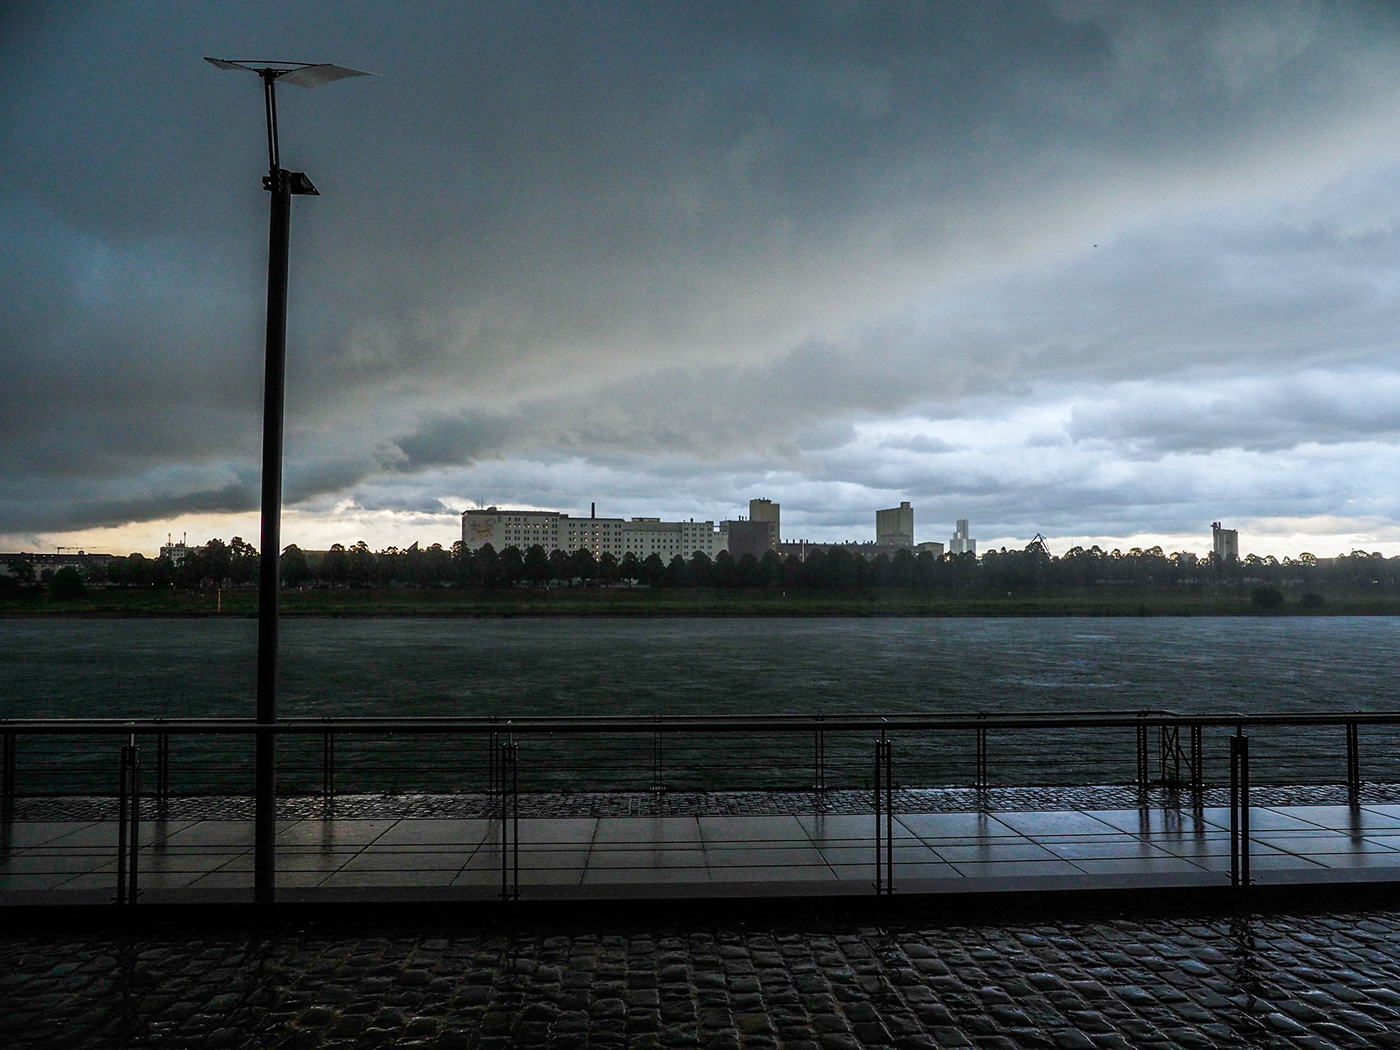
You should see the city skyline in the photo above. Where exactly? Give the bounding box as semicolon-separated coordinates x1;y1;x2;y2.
7;5;1400;561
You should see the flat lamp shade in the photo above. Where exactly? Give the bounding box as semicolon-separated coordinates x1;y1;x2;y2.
277;64;374;88
204;58;374;88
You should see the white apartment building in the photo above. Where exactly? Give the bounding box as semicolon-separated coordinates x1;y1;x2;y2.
462;508;725;560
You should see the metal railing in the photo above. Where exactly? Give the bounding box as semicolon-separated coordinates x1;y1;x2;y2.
3;709;1398;902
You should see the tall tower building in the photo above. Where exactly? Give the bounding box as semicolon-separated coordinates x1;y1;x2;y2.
1211;522;1239;561
876;502;914;547
749;498;780;550
949;519;976;556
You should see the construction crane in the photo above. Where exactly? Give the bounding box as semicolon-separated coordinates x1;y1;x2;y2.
1027;534;1052;560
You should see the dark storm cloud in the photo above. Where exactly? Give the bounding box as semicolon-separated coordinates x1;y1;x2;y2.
5;2;1400;540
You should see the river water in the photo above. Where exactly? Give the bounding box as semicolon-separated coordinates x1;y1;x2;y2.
5;616;1399;791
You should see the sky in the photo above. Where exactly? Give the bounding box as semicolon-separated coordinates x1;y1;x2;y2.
6;2;1400;560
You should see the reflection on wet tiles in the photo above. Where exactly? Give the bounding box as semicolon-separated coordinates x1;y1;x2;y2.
895;812;1020;839
698;816;808;843
583;866;711;884
594;817;702;845
933;843;1062;864
1080;808;1210;836
1276;805;1400;830
372;819;492;846
1068;857;1207;876
1041;839;1179;862
704;846;826;869
587;845;706;869
1195;808;1322;832
991;811;1122;836
710;864;834;883
276;818;397;846
946;860;1084;878
10;798;1400;898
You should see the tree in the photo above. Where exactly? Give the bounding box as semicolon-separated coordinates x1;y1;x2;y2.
619;551;643;582
281;545;310;587
1251;585;1284;610
640;552;666;587
49;566;85;600
686;551;713;587
228;536;258;585
568;547;597;582
348;541;375;587
597;551;619;583
663;554;687;587
524;545;550;586
323;544;349;586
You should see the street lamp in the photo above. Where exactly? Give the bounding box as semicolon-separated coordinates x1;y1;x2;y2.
206;57;372;904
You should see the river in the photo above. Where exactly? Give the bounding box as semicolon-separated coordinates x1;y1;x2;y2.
5;616;1398;790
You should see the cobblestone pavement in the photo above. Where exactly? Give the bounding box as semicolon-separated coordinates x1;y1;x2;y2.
5;907;1400;1048
10;781;1400;822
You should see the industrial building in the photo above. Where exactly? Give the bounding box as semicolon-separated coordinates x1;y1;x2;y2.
876;502;914;548
1212;522;1239;561
748;498;780;548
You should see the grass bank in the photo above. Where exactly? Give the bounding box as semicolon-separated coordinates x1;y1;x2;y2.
3;587;1398;618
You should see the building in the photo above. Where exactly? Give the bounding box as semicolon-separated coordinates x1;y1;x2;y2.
0;550;115;578
160;534;204;567
748;499;780;550
719;519;772;559
916;541;945;557
876;502;914;548
949;519;976;556
1212;522;1239;562
461;507;725;560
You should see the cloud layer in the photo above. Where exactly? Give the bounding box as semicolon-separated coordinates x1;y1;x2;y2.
5;3;1400;556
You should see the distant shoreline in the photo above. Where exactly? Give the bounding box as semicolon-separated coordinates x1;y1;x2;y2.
3;587;1397;619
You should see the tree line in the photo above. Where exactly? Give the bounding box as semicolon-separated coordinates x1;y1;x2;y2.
13;537;1400;597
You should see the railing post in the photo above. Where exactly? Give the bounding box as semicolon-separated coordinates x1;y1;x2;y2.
500;739;519;901
813;720;826;794
322;730;335;802
1136;716;1149;788
874;735;893;896
1229;732;1250;890
488;729;499;797
1;728;14;800
651;720;664;795
1159;724;1182;788
1346;722;1360;802
156;729;170;802
115;735;140;905
974;716;988;790
1190;724;1203;792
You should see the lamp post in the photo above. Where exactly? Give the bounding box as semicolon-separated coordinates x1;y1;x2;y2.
207;58;371;903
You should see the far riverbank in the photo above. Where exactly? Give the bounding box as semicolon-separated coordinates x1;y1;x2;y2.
3;587;1398;618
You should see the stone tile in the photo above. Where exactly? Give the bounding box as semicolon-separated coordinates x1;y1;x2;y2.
990;811;1122;836
593;816;702;845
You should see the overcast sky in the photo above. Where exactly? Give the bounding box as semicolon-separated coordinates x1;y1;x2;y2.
6;1;1400;558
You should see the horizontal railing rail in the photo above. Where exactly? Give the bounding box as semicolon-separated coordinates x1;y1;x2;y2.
6;709;1400;734
4;710;1396;902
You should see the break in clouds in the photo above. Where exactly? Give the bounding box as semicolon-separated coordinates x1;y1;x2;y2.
5;2;1400;554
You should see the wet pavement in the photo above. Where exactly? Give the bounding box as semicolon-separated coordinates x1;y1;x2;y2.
7;793;1400;902
5;906;1400;1048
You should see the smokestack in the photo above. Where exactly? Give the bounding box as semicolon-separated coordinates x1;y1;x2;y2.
591;502;595;519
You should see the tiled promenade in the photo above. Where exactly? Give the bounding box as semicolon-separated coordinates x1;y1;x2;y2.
8;790;1400;1047
6;787;1400;903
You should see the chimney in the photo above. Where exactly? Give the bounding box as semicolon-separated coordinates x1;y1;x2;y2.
591;502;596;519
